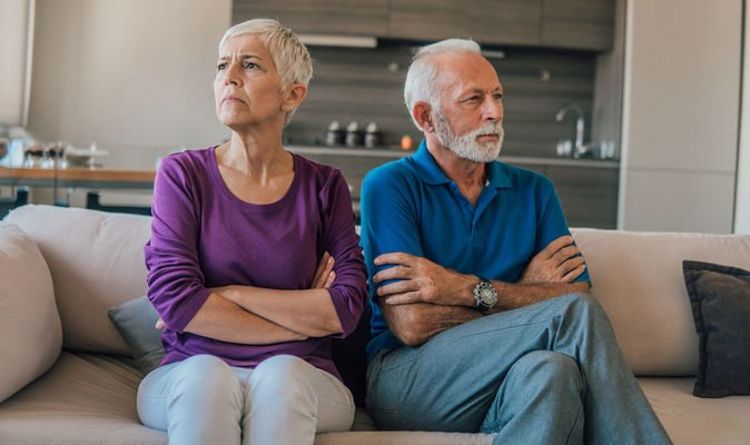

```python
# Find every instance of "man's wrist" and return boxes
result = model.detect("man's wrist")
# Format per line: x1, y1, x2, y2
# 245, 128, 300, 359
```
456, 273, 480, 307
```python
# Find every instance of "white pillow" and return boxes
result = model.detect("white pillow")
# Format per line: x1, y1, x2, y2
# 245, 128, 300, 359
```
0, 223, 62, 402
5, 205, 151, 354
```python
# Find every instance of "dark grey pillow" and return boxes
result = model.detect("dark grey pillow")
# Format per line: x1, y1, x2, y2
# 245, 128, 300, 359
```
683, 260, 750, 398
107, 296, 165, 376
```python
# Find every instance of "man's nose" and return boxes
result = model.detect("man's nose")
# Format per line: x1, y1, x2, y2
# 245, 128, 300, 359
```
484, 97, 503, 122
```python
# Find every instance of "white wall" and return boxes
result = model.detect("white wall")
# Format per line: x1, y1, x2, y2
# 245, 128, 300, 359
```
26, 0, 232, 169
619, 0, 742, 233
736, 2, 750, 234
0, 0, 33, 126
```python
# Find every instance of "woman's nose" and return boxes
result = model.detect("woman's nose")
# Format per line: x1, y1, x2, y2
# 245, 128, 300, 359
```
223, 63, 241, 86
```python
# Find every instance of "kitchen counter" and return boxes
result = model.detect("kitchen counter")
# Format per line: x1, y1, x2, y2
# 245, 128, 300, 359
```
0, 166, 154, 189
287, 145, 619, 169
290, 144, 620, 229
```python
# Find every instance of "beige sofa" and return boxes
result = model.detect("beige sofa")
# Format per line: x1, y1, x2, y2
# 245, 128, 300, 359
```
0, 205, 748, 444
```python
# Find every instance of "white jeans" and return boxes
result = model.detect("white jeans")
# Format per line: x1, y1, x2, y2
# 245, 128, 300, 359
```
137, 354, 355, 445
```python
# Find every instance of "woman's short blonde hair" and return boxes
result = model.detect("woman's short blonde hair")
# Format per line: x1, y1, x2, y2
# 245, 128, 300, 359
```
219, 19, 313, 123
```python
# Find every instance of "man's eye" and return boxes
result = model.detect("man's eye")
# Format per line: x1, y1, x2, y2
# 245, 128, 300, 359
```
466, 96, 481, 103
493, 93, 504, 101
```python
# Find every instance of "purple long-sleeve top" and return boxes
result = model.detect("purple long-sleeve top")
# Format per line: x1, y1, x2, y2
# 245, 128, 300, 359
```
144, 147, 367, 380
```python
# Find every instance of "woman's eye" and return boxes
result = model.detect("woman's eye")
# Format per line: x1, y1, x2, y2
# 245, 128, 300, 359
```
216, 62, 227, 71
243, 61, 258, 70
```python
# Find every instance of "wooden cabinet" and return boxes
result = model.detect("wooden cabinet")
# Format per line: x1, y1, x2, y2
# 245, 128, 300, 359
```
541, 0, 615, 50
467, 0, 542, 46
389, 0, 541, 46
388, 0, 470, 41
290, 147, 619, 229
542, 165, 619, 228
233, 0, 389, 37
232, 0, 614, 51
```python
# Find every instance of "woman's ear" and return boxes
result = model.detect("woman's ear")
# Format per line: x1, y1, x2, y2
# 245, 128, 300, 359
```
282, 83, 308, 112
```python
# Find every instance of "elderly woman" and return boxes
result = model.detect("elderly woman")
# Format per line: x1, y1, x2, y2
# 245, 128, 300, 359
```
138, 19, 367, 445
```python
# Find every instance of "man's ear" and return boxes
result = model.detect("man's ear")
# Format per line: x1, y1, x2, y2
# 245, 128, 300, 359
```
412, 102, 435, 133
282, 83, 308, 112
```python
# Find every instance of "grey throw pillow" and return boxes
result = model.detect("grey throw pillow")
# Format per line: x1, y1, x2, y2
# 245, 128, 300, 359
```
107, 296, 165, 376
683, 260, 750, 398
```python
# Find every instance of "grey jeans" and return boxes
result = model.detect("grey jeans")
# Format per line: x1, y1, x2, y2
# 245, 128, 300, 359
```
366, 293, 672, 445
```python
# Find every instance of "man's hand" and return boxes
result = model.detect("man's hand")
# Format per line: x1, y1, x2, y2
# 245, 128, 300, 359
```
373, 252, 475, 306
520, 235, 586, 284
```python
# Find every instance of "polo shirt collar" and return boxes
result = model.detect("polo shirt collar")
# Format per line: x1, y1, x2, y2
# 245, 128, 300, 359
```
411, 140, 513, 189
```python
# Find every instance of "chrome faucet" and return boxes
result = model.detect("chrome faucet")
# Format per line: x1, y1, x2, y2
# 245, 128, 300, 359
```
555, 103, 586, 157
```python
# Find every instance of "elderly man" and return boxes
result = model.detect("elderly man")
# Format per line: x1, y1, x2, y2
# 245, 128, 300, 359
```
359, 39, 670, 444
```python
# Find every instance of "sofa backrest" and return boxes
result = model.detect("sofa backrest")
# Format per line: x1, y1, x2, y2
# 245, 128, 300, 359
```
8, 205, 750, 377
572, 228, 750, 376
6, 205, 151, 355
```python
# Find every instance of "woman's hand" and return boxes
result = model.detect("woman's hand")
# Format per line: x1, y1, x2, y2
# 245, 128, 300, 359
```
311, 251, 336, 289
155, 254, 335, 331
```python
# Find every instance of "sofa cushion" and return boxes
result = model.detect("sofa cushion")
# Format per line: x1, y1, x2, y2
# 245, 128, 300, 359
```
0, 223, 62, 403
639, 377, 750, 445
571, 229, 750, 376
682, 261, 750, 397
5, 205, 152, 355
0, 351, 493, 445
107, 296, 165, 376
0, 352, 165, 445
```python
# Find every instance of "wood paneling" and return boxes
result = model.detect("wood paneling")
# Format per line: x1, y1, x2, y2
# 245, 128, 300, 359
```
286, 43, 596, 159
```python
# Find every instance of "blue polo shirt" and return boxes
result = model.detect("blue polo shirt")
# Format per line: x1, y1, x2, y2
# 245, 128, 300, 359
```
360, 141, 590, 360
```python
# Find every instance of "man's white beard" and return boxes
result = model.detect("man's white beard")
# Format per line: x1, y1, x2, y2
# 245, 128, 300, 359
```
434, 110, 504, 163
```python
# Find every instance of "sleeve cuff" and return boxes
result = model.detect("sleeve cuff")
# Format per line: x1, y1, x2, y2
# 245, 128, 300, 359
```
166, 286, 212, 333
328, 286, 363, 338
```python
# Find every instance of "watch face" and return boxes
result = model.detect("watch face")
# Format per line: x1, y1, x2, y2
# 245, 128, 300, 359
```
479, 283, 497, 305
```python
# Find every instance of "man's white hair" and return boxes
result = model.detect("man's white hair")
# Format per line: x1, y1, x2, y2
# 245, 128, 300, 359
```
403, 39, 482, 130
219, 19, 313, 124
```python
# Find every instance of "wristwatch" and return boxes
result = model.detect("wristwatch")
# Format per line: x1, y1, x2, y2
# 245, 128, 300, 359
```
473, 277, 498, 312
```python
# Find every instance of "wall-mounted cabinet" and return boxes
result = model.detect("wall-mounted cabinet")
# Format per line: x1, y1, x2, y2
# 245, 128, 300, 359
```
388, 0, 470, 41
232, 0, 614, 51
233, 0, 389, 37
541, 0, 615, 50
468, 0, 543, 46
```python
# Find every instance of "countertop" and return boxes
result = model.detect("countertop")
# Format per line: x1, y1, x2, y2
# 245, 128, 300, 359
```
287, 145, 620, 169
0, 166, 154, 189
